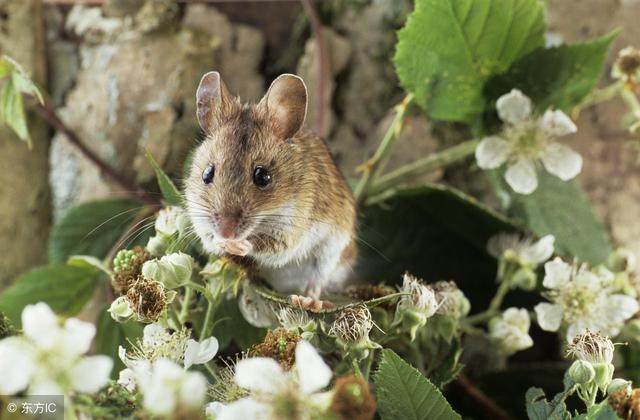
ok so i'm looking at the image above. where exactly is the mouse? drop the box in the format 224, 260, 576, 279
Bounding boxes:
185, 71, 357, 311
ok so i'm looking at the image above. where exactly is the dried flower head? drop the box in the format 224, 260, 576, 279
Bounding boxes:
277, 306, 313, 331
566, 330, 615, 365
125, 277, 167, 321
249, 329, 301, 370
614, 46, 640, 81
330, 375, 377, 420
330, 305, 374, 344
112, 246, 151, 293
609, 387, 640, 419
398, 273, 438, 317
432, 281, 470, 318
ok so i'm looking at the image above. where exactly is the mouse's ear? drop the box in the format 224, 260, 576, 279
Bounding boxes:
196, 71, 231, 133
259, 74, 307, 140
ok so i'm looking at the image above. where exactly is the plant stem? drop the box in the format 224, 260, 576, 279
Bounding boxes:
201, 298, 215, 339
464, 280, 511, 326
33, 101, 158, 205
354, 94, 414, 203
452, 374, 512, 420
572, 81, 624, 118
368, 139, 479, 197
186, 280, 210, 299
621, 88, 640, 118
180, 286, 194, 324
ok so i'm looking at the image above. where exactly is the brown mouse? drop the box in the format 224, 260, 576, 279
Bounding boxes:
185, 71, 357, 310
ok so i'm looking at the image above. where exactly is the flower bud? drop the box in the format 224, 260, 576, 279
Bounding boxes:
146, 234, 168, 257
108, 296, 134, 322
608, 248, 637, 273
142, 253, 194, 289
593, 362, 615, 393
607, 378, 632, 396
512, 267, 537, 291
568, 360, 595, 385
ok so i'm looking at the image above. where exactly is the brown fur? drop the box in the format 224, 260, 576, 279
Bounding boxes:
185, 73, 357, 291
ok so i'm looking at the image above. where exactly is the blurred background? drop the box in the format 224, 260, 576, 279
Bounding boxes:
2, 0, 640, 288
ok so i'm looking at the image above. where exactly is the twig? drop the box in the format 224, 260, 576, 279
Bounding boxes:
34, 102, 158, 205
353, 94, 414, 203
301, 0, 328, 138
452, 374, 512, 420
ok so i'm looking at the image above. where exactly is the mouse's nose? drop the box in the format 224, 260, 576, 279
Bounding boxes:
216, 213, 241, 239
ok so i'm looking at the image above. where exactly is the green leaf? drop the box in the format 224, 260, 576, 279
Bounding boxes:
487, 31, 619, 112
0, 264, 99, 327
214, 296, 266, 350
95, 307, 143, 378
394, 0, 545, 123
146, 150, 183, 206
359, 184, 521, 286
374, 349, 461, 420
510, 174, 612, 265
525, 387, 572, 420
0, 55, 44, 146
48, 199, 146, 263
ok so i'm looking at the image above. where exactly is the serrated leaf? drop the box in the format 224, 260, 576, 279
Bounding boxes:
525, 387, 573, 420
510, 173, 612, 265
48, 199, 147, 263
487, 31, 618, 112
146, 150, 183, 206
95, 307, 143, 378
394, 0, 545, 122
0, 264, 99, 327
374, 349, 461, 420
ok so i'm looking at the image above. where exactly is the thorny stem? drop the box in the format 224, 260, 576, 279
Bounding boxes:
368, 139, 479, 197
34, 101, 158, 205
354, 94, 414, 203
301, 0, 329, 138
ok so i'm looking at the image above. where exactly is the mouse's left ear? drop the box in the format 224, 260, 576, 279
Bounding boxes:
259, 74, 308, 140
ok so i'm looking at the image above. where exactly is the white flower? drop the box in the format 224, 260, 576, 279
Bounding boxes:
184, 337, 219, 369
476, 89, 581, 194
205, 401, 226, 418
489, 308, 533, 355
0, 302, 112, 396
534, 257, 640, 341
215, 340, 332, 420
119, 323, 218, 392
155, 206, 189, 237
487, 233, 555, 267
118, 368, 137, 392
134, 358, 208, 416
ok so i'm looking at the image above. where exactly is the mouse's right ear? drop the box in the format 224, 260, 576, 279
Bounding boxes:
196, 71, 231, 134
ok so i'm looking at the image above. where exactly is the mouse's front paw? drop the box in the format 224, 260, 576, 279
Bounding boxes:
218, 239, 253, 256
289, 295, 335, 312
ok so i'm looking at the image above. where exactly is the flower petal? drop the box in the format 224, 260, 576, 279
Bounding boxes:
543, 258, 572, 289
534, 302, 563, 332
539, 109, 577, 137
235, 357, 285, 393
606, 295, 639, 323
496, 89, 533, 124
217, 398, 271, 420
143, 323, 169, 347
63, 318, 96, 355
70, 355, 113, 393
505, 159, 538, 194
541, 143, 582, 181
475, 136, 511, 169
295, 340, 332, 394
184, 337, 219, 369
520, 235, 555, 264
205, 401, 225, 417
117, 368, 137, 392
178, 372, 208, 409
21, 303, 60, 349
0, 337, 34, 395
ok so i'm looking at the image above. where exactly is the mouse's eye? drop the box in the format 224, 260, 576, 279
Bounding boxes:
253, 166, 272, 189
202, 164, 215, 184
